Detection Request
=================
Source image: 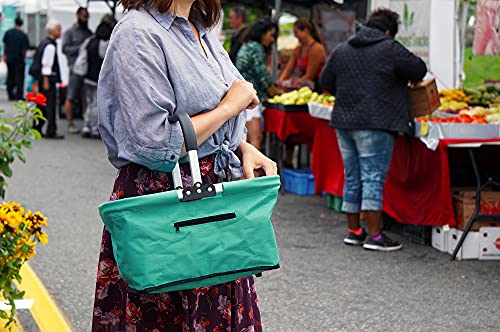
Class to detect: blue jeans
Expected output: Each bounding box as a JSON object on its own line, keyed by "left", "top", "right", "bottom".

{"left": 336, "top": 129, "right": 395, "bottom": 213}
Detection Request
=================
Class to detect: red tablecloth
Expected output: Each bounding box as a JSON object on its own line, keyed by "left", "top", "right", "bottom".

{"left": 441, "top": 138, "right": 500, "bottom": 146}
{"left": 264, "top": 107, "right": 317, "bottom": 148}
{"left": 311, "top": 119, "right": 457, "bottom": 227}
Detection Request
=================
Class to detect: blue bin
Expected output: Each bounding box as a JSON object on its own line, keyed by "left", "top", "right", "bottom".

{"left": 281, "top": 168, "right": 315, "bottom": 196}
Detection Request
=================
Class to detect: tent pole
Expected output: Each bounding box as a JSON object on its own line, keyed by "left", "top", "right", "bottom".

{"left": 271, "top": 0, "right": 282, "bottom": 82}
{"left": 458, "top": 0, "right": 468, "bottom": 88}
{"left": 453, "top": 0, "right": 459, "bottom": 88}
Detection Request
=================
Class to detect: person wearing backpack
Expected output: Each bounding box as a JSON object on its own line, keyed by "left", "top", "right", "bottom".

{"left": 73, "top": 15, "right": 116, "bottom": 138}
{"left": 29, "top": 20, "right": 64, "bottom": 139}
{"left": 62, "top": 7, "right": 92, "bottom": 134}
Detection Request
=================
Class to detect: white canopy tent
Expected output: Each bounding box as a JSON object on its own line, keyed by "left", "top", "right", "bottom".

{"left": 0, "top": 0, "right": 123, "bottom": 31}
{"left": 0, "top": 0, "right": 123, "bottom": 83}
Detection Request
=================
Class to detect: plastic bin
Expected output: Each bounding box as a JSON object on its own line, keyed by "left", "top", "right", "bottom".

{"left": 281, "top": 168, "right": 315, "bottom": 196}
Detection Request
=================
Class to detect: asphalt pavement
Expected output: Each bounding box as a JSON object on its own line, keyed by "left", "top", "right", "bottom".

{"left": 2, "top": 96, "right": 500, "bottom": 332}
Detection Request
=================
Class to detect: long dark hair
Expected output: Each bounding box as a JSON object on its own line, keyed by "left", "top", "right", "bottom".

{"left": 294, "top": 18, "right": 323, "bottom": 44}
{"left": 244, "top": 17, "right": 278, "bottom": 53}
{"left": 119, "top": 0, "right": 221, "bottom": 28}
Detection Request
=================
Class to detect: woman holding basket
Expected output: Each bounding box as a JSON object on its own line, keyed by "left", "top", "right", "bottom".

{"left": 93, "top": 0, "right": 277, "bottom": 330}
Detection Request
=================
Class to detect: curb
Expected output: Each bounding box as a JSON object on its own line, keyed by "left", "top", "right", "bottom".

{"left": 13, "top": 264, "right": 72, "bottom": 332}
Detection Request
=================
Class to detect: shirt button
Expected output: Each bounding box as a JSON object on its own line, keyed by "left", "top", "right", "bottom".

{"left": 170, "top": 154, "right": 176, "bottom": 160}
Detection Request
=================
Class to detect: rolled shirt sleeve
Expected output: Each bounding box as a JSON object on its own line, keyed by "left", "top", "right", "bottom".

{"left": 41, "top": 44, "right": 56, "bottom": 76}
{"left": 97, "top": 21, "right": 183, "bottom": 172}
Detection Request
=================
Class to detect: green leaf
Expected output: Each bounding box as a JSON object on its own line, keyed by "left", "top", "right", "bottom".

{"left": 15, "top": 150, "right": 26, "bottom": 163}
{"left": 0, "top": 309, "right": 8, "bottom": 319}
{"left": 21, "top": 140, "right": 32, "bottom": 149}
{"left": 0, "top": 124, "right": 13, "bottom": 134}
{"left": 1, "top": 163, "right": 13, "bottom": 177}
{"left": 410, "top": 12, "right": 415, "bottom": 26}
{"left": 31, "top": 129, "right": 42, "bottom": 140}
{"left": 6, "top": 151, "right": 14, "bottom": 163}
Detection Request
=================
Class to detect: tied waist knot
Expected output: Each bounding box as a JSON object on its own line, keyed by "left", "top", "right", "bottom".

{"left": 214, "top": 140, "right": 243, "bottom": 179}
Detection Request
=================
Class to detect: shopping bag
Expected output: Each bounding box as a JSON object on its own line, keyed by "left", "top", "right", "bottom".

{"left": 98, "top": 112, "right": 281, "bottom": 293}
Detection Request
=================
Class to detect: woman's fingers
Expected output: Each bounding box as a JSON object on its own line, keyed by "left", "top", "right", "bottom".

{"left": 261, "top": 159, "right": 278, "bottom": 176}
{"left": 243, "top": 162, "right": 255, "bottom": 179}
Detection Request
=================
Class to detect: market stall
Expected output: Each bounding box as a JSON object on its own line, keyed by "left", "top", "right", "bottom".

{"left": 306, "top": 82, "right": 500, "bottom": 259}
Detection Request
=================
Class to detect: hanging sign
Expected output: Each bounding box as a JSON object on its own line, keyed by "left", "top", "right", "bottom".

{"left": 473, "top": 0, "right": 500, "bottom": 55}
{"left": 388, "top": 0, "right": 431, "bottom": 66}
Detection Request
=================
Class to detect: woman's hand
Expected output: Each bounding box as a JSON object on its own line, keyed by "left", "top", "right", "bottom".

{"left": 192, "top": 81, "right": 258, "bottom": 147}
{"left": 220, "top": 80, "right": 259, "bottom": 119}
{"left": 239, "top": 140, "right": 278, "bottom": 179}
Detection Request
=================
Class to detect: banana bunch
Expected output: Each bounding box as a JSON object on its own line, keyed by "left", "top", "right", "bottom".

{"left": 440, "top": 88, "right": 471, "bottom": 103}
{"left": 268, "top": 87, "right": 315, "bottom": 105}
{"left": 439, "top": 100, "right": 469, "bottom": 112}
{"left": 309, "top": 92, "right": 335, "bottom": 106}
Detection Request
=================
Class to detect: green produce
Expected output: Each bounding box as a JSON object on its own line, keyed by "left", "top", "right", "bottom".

{"left": 267, "top": 87, "right": 335, "bottom": 106}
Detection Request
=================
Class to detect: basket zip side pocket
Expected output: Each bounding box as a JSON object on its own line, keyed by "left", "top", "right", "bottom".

{"left": 174, "top": 213, "right": 236, "bottom": 232}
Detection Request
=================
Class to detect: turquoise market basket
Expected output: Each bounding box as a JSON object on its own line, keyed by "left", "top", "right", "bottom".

{"left": 98, "top": 112, "right": 281, "bottom": 293}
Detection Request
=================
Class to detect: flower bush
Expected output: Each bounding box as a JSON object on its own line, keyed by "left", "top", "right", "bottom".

{"left": 0, "top": 203, "right": 48, "bottom": 328}
{"left": 0, "top": 94, "right": 47, "bottom": 329}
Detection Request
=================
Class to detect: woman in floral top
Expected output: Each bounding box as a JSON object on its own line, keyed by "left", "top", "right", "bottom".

{"left": 236, "top": 18, "right": 279, "bottom": 151}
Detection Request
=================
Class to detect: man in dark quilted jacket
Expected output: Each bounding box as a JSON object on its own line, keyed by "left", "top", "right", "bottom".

{"left": 319, "top": 8, "right": 427, "bottom": 251}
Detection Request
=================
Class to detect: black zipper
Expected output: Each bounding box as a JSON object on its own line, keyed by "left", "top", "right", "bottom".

{"left": 128, "top": 264, "right": 280, "bottom": 294}
{"left": 174, "top": 212, "right": 236, "bottom": 232}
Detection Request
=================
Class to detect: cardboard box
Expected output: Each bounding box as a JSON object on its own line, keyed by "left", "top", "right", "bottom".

{"left": 479, "top": 227, "right": 500, "bottom": 260}
{"left": 452, "top": 190, "right": 500, "bottom": 231}
{"left": 448, "top": 228, "right": 480, "bottom": 260}
{"left": 409, "top": 79, "right": 440, "bottom": 117}
{"left": 431, "top": 226, "right": 450, "bottom": 252}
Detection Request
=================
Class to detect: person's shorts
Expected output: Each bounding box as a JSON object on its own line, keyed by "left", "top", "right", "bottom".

{"left": 66, "top": 72, "right": 85, "bottom": 102}
{"left": 245, "top": 104, "right": 263, "bottom": 122}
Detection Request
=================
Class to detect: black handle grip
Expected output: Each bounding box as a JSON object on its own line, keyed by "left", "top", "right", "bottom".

{"left": 168, "top": 112, "right": 198, "bottom": 152}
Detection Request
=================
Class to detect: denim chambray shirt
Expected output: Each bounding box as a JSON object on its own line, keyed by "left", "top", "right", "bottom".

{"left": 97, "top": 6, "right": 247, "bottom": 177}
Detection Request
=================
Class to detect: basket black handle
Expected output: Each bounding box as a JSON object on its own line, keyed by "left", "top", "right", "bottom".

{"left": 168, "top": 112, "right": 197, "bottom": 153}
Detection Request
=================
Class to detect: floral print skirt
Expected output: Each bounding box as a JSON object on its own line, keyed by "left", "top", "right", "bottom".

{"left": 92, "top": 155, "right": 263, "bottom": 332}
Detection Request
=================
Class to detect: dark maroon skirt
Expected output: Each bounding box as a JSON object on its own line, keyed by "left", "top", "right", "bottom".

{"left": 92, "top": 155, "right": 262, "bottom": 331}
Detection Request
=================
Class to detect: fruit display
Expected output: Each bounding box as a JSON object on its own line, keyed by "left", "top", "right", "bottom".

{"left": 267, "top": 87, "right": 335, "bottom": 106}
{"left": 439, "top": 88, "right": 470, "bottom": 113}
{"left": 416, "top": 106, "right": 498, "bottom": 124}
{"left": 485, "top": 106, "right": 500, "bottom": 123}
{"left": 309, "top": 92, "right": 335, "bottom": 107}
{"left": 438, "top": 100, "right": 469, "bottom": 113}
{"left": 464, "top": 83, "right": 500, "bottom": 106}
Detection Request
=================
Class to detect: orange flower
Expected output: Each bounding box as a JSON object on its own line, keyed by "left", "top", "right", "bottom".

{"left": 26, "top": 92, "right": 47, "bottom": 106}
{"left": 26, "top": 92, "right": 36, "bottom": 102}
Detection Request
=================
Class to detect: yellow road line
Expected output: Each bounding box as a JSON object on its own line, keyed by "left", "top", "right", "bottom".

{"left": 13, "top": 264, "right": 72, "bottom": 332}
